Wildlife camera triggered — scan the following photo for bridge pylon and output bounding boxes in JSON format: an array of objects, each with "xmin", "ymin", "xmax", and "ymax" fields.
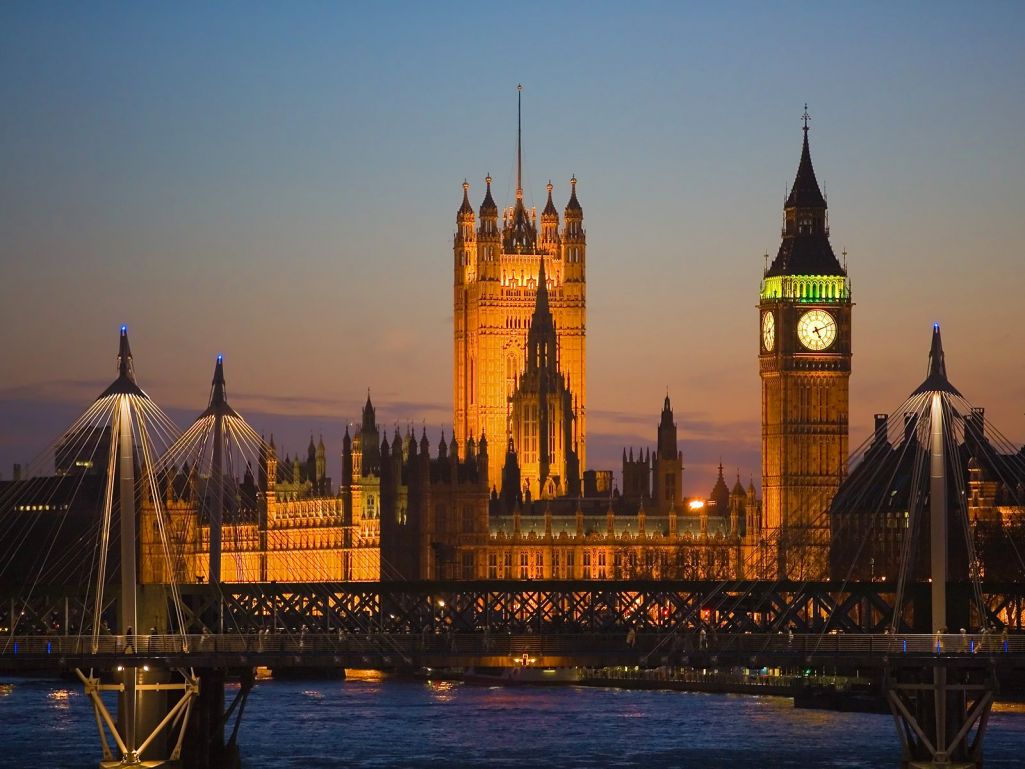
[
  {"xmin": 72, "ymin": 327, "xmax": 201, "ymax": 767},
  {"xmin": 883, "ymin": 329, "xmax": 996, "ymax": 768}
]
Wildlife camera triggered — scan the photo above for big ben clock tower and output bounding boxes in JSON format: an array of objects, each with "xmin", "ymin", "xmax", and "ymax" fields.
[{"xmin": 759, "ymin": 109, "xmax": 851, "ymax": 579}]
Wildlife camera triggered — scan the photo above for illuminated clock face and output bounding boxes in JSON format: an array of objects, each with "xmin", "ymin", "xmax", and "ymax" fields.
[
  {"xmin": 761, "ymin": 311, "xmax": 775, "ymax": 352},
  {"xmin": 797, "ymin": 309, "xmax": 837, "ymax": 351}
]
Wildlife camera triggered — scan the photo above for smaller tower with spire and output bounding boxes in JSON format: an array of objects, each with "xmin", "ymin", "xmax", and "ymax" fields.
[
  {"xmin": 653, "ymin": 393, "xmax": 683, "ymax": 514},
  {"xmin": 507, "ymin": 256, "xmax": 580, "ymax": 499}
]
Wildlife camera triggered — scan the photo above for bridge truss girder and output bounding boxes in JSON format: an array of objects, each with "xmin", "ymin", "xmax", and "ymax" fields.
[
  {"xmin": 5, "ymin": 581, "xmax": 1023, "ymax": 640},
  {"xmin": 154, "ymin": 580, "xmax": 1025, "ymax": 636}
]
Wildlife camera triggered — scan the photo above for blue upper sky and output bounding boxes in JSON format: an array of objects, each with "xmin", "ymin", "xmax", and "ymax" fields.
[{"xmin": 2, "ymin": 2, "xmax": 1023, "ymax": 493}]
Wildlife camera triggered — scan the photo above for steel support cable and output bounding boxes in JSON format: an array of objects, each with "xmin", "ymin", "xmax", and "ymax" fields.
[
  {"xmin": 808, "ymin": 392, "xmax": 929, "ymax": 635},
  {"xmin": 161, "ymin": 419, "xmax": 217, "ymax": 583},
  {"xmin": 90, "ymin": 401, "xmax": 122, "ymax": 650},
  {"xmin": 722, "ymin": 391, "xmax": 926, "ymax": 654},
  {"xmin": 832, "ymin": 392, "xmax": 930, "ymax": 636},
  {"xmin": 2, "ymin": 388, "xmax": 183, "ymax": 642},
  {"xmin": 889, "ymin": 393, "xmax": 933, "ymax": 634},
  {"xmin": 808, "ymin": 396, "xmax": 932, "ymax": 654},
  {"xmin": 134, "ymin": 397, "xmax": 179, "ymax": 454},
  {"xmin": 943, "ymin": 395, "xmax": 988, "ymax": 626},
  {"xmin": 224, "ymin": 418, "xmax": 262, "ymax": 583},
  {"xmin": 724, "ymin": 393, "xmax": 923, "ymax": 641},
  {"xmin": 134, "ymin": 398, "xmax": 188, "ymax": 644},
  {"xmin": 0, "ymin": 396, "xmax": 115, "ymax": 572},
  {"xmin": 157, "ymin": 418, "xmax": 213, "ymax": 470},
  {"xmin": 964, "ymin": 411, "xmax": 1025, "ymax": 578},
  {"xmin": 0, "ymin": 431, "xmax": 102, "ymax": 588}
]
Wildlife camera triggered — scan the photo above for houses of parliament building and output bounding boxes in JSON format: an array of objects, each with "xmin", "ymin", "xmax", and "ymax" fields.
[
  {"xmin": 129, "ymin": 105, "xmax": 855, "ymax": 584},
  {"xmin": 140, "ymin": 103, "xmax": 850, "ymax": 585},
  {"xmin": 38, "ymin": 102, "xmax": 880, "ymax": 587},
  {"xmin": 6, "ymin": 99, "xmax": 1022, "ymax": 592}
]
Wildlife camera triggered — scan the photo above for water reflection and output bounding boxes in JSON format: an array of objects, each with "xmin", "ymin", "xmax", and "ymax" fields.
[
  {"xmin": 426, "ymin": 680, "xmax": 457, "ymax": 703},
  {"xmin": 993, "ymin": 701, "xmax": 1025, "ymax": 715},
  {"xmin": 48, "ymin": 688, "xmax": 72, "ymax": 710},
  {"xmin": 1, "ymin": 677, "xmax": 1023, "ymax": 768}
]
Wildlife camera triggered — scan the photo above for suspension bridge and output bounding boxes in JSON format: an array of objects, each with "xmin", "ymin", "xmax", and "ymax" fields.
[{"xmin": 2, "ymin": 325, "xmax": 1024, "ymax": 768}]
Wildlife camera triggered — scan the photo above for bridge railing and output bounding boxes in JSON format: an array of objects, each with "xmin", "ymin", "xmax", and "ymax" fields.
[{"xmin": 2, "ymin": 632, "xmax": 1023, "ymax": 661}]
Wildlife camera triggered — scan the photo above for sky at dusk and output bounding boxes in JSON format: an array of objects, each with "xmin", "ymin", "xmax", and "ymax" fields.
[{"xmin": 2, "ymin": 3, "xmax": 1024, "ymax": 495}]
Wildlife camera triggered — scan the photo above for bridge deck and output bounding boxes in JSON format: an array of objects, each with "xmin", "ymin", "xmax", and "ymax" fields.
[{"xmin": 3, "ymin": 632, "xmax": 1024, "ymax": 673}]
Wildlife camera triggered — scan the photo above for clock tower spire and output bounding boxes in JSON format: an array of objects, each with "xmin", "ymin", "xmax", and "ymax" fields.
[{"xmin": 759, "ymin": 109, "xmax": 852, "ymax": 579}]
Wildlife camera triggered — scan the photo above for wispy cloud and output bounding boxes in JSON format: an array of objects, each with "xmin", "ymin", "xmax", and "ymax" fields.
[{"xmin": 0, "ymin": 379, "xmax": 108, "ymax": 404}]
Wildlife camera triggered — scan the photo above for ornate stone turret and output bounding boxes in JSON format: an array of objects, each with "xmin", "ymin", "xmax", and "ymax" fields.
[
  {"xmin": 709, "ymin": 462, "xmax": 730, "ymax": 519},
  {"xmin": 562, "ymin": 175, "xmax": 585, "ymax": 283},
  {"xmin": 539, "ymin": 181, "xmax": 560, "ymax": 252},
  {"xmin": 306, "ymin": 434, "xmax": 317, "ymax": 486},
  {"xmin": 653, "ymin": 393, "xmax": 683, "ymax": 514},
  {"xmin": 500, "ymin": 435, "xmax": 522, "ymax": 509},
  {"xmin": 455, "ymin": 180, "xmax": 476, "ymax": 286},
  {"xmin": 316, "ymin": 435, "xmax": 326, "ymax": 489},
  {"xmin": 476, "ymin": 175, "xmax": 500, "ymax": 283},
  {"xmin": 729, "ymin": 472, "xmax": 746, "ymax": 535},
  {"xmin": 507, "ymin": 256, "xmax": 580, "ymax": 499}
]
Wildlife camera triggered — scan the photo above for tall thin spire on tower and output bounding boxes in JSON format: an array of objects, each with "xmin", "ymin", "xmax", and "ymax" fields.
[{"xmin": 516, "ymin": 84, "xmax": 523, "ymax": 200}]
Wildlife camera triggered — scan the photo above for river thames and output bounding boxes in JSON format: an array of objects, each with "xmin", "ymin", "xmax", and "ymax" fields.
[{"xmin": 3, "ymin": 675, "xmax": 1025, "ymax": 768}]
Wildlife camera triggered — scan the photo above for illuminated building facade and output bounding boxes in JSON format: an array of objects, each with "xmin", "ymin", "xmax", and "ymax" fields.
[
  {"xmin": 139, "ymin": 357, "xmax": 381, "ymax": 584},
  {"xmin": 506, "ymin": 256, "xmax": 581, "ymax": 499},
  {"xmin": 759, "ymin": 114, "xmax": 852, "ymax": 579},
  {"xmin": 443, "ymin": 396, "xmax": 763, "ymax": 581},
  {"xmin": 140, "ymin": 437, "xmax": 380, "ymax": 584},
  {"xmin": 453, "ymin": 91, "xmax": 586, "ymax": 493}
]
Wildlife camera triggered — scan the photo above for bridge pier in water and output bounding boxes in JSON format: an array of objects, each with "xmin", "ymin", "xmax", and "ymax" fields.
[
  {"xmin": 180, "ymin": 667, "xmax": 252, "ymax": 769},
  {"xmin": 884, "ymin": 388, "xmax": 996, "ymax": 768},
  {"xmin": 886, "ymin": 662, "xmax": 995, "ymax": 769}
]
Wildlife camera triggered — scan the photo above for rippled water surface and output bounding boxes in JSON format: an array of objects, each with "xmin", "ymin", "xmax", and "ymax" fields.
[{"xmin": 2, "ymin": 676, "xmax": 1025, "ymax": 768}]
